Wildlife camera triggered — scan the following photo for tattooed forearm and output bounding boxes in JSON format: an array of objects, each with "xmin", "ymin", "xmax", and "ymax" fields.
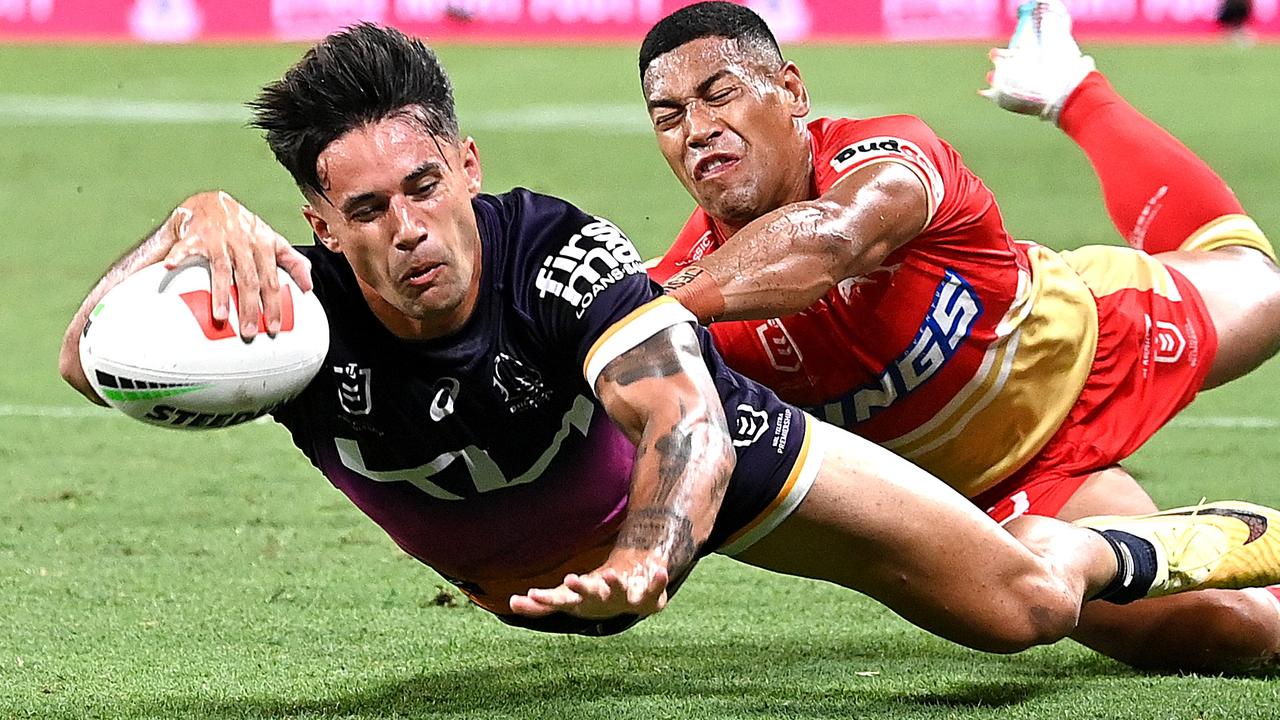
[
  {"xmin": 597, "ymin": 323, "xmax": 736, "ymax": 579},
  {"xmin": 616, "ymin": 508, "xmax": 696, "ymax": 574},
  {"xmin": 653, "ymin": 399, "xmax": 694, "ymax": 501},
  {"xmin": 622, "ymin": 400, "xmax": 732, "ymax": 577},
  {"xmin": 599, "ymin": 327, "xmax": 695, "ymax": 386}
]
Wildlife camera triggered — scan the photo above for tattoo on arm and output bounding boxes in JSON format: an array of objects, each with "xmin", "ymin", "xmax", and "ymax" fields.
[
  {"xmin": 599, "ymin": 329, "xmax": 689, "ymax": 386},
  {"xmin": 600, "ymin": 324, "xmax": 734, "ymax": 578},
  {"xmin": 616, "ymin": 507, "xmax": 696, "ymax": 574},
  {"xmin": 653, "ymin": 401, "xmax": 694, "ymax": 501}
]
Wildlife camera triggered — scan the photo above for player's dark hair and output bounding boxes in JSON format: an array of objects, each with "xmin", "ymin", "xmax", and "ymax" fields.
[
  {"xmin": 249, "ymin": 23, "xmax": 459, "ymax": 197},
  {"xmin": 639, "ymin": 1, "xmax": 782, "ymax": 81}
]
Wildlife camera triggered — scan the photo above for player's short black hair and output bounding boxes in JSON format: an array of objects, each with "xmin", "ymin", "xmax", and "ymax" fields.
[
  {"xmin": 249, "ymin": 23, "xmax": 459, "ymax": 197},
  {"xmin": 638, "ymin": 1, "xmax": 782, "ymax": 82}
]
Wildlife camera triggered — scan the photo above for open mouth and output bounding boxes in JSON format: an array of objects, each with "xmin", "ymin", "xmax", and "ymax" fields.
[
  {"xmin": 402, "ymin": 263, "xmax": 443, "ymax": 287},
  {"xmin": 693, "ymin": 153, "xmax": 740, "ymax": 181}
]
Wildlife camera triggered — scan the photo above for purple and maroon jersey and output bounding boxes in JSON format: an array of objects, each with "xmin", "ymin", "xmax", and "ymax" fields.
[{"xmin": 272, "ymin": 189, "xmax": 816, "ymax": 627}]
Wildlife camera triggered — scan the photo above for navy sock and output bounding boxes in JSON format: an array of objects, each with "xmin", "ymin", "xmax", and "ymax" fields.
[{"xmin": 1091, "ymin": 529, "xmax": 1159, "ymax": 605}]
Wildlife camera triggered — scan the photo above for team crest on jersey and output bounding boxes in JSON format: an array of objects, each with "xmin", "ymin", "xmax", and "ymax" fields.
[
  {"xmin": 534, "ymin": 217, "xmax": 645, "ymax": 317},
  {"xmin": 334, "ymin": 363, "xmax": 373, "ymax": 416},
  {"xmin": 493, "ymin": 353, "xmax": 549, "ymax": 413}
]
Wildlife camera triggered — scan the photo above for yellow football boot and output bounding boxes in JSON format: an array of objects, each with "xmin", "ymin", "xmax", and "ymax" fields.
[{"xmin": 1076, "ymin": 501, "xmax": 1280, "ymax": 598}]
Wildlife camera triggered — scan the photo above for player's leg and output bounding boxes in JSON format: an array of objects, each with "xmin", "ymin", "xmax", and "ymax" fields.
[
  {"xmin": 985, "ymin": 1, "xmax": 1274, "ymax": 259},
  {"xmin": 730, "ymin": 424, "xmax": 1280, "ymax": 654},
  {"xmin": 1157, "ymin": 249, "xmax": 1280, "ymax": 388},
  {"xmin": 732, "ymin": 424, "xmax": 1112, "ymax": 653},
  {"xmin": 1073, "ymin": 68, "xmax": 1280, "ymax": 389},
  {"xmin": 1059, "ymin": 466, "xmax": 1280, "ymax": 672},
  {"xmin": 1051, "ymin": 65, "xmax": 1280, "ymax": 379}
]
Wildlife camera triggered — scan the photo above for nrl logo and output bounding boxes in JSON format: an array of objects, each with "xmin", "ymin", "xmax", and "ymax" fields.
[
  {"xmin": 733, "ymin": 403, "xmax": 770, "ymax": 447},
  {"xmin": 333, "ymin": 362, "xmax": 373, "ymax": 416}
]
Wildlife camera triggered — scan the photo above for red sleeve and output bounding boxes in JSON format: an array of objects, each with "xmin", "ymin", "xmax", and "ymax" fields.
[
  {"xmin": 646, "ymin": 209, "xmax": 718, "ymax": 285},
  {"xmin": 811, "ymin": 115, "xmax": 952, "ymax": 230}
]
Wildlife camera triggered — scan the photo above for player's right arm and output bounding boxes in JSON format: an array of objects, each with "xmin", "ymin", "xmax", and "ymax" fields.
[
  {"xmin": 509, "ymin": 318, "xmax": 736, "ymax": 620},
  {"xmin": 58, "ymin": 191, "xmax": 312, "ymax": 404},
  {"xmin": 665, "ymin": 163, "xmax": 928, "ymax": 322},
  {"xmin": 662, "ymin": 118, "xmax": 949, "ymax": 323}
]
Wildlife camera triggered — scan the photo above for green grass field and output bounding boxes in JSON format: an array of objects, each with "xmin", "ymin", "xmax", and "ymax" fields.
[{"xmin": 4, "ymin": 41, "xmax": 1280, "ymax": 719}]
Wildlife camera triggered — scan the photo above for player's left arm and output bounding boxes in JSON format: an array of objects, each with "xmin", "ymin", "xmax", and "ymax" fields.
[
  {"xmin": 666, "ymin": 161, "xmax": 928, "ymax": 322},
  {"xmin": 509, "ymin": 322, "xmax": 736, "ymax": 620}
]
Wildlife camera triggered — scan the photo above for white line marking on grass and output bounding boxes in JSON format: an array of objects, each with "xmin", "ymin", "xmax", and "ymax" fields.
[
  {"xmin": 0, "ymin": 95, "xmax": 250, "ymax": 124},
  {"xmin": 0, "ymin": 404, "xmax": 122, "ymax": 419},
  {"xmin": 1168, "ymin": 416, "xmax": 1280, "ymax": 430},
  {"xmin": 0, "ymin": 95, "xmax": 883, "ymax": 133}
]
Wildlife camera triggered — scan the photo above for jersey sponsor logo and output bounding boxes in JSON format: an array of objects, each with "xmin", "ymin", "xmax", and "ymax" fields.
[
  {"xmin": 756, "ymin": 319, "xmax": 803, "ymax": 373},
  {"xmin": 989, "ymin": 490, "xmax": 1031, "ymax": 526},
  {"xmin": 829, "ymin": 136, "xmax": 944, "ymax": 206},
  {"xmin": 675, "ymin": 230, "xmax": 716, "ymax": 268},
  {"xmin": 812, "ymin": 269, "xmax": 982, "ymax": 425},
  {"xmin": 493, "ymin": 353, "xmax": 549, "ymax": 413},
  {"xmin": 335, "ymin": 394, "xmax": 595, "ymax": 500},
  {"xmin": 334, "ymin": 363, "xmax": 373, "ymax": 415},
  {"xmin": 429, "ymin": 377, "xmax": 460, "ymax": 422},
  {"xmin": 835, "ymin": 263, "xmax": 903, "ymax": 303},
  {"xmin": 534, "ymin": 217, "xmax": 645, "ymax": 318}
]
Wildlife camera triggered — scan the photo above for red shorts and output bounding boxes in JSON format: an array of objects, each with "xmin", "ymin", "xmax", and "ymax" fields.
[{"xmin": 977, "ymin": 247, "xmax": 1218, "ymax": 524}]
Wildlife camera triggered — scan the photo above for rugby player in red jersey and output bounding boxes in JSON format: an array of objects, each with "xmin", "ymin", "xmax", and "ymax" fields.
[{"xmin": 643, "ymin": 1, "xmax": 1280, "ymax": 672}]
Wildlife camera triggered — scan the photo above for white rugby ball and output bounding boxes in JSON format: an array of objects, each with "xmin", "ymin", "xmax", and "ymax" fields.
[{"xmin": 79, "ymin": 260, "xmax": 329, "ymax": 429}]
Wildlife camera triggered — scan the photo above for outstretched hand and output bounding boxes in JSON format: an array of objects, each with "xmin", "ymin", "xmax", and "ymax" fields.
[
  {"xmin": 161, "ymin": 191, "xmax": 313, "ymax": 340},
  {"xmin": 509, "ymin": 557, "xmax": 670, "ymax": 620}
]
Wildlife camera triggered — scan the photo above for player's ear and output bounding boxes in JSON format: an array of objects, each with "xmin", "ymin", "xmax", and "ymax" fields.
[
  {"xmin": 302, "ymin": 204, "xmax": 340, "ymax": 253},
  {"xmin": 779, "ymin": 62, "xmax": 810, "ymax": 119},
  {"xmin": 461, "ymin": 137, "xmax": 482, "ymax": 197}
]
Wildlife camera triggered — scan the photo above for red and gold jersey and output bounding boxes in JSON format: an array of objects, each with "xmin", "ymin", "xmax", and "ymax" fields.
[{"xmin": 649, "ymin": 115, "xmax": 1099, "ymax": 497}]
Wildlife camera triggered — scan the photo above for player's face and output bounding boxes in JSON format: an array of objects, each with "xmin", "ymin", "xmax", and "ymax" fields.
[
  {"xmin": 304, "ymin": 113, "xmax": 483, "ymax": 340},
  {"xmin": 643, "ymin": 37, "xmax": 811, "ymax": 229}
]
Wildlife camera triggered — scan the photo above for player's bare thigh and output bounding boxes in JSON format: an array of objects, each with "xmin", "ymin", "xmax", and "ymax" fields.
[
  {"xmin": 1158, "ymin": 247, "xmax": 1280, "ymax": 389},
  {"xmin": 731, "ymin": 425, "xmax": 1102, "ymax": 653},
  {"xmin": 1056, "ymin": 465, "xmax": 1158, "ymax": 520}
]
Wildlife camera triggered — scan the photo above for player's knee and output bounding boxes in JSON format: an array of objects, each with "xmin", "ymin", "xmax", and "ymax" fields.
[{"xmin": 972, "ymin": 572, "xmax": 1081, "ymax": 654}]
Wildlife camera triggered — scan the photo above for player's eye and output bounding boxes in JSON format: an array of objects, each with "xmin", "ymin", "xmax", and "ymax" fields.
[
  {"xmin": 411, "ymin": 182, "xmax": 439, "ymax": 199},
  {"xmin": 653, "ymin": 110, "xmax": 682, "ymax": 130},
  {"xmin": 707, "ymin": 87, "xmax": 737, "ymax": 105},
  {"xmin": 349, "ymin": 204, "xmax": 384, "ymax": 223}
]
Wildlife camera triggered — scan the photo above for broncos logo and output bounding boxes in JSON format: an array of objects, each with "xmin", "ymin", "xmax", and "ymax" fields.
[{"xmin": 493, "ymin": 353, "xmax": 550, "ymax": 413}]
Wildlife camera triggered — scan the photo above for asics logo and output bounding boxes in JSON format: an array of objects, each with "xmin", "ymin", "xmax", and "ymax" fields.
[
  {"xmin": 430, "ymin": 378, "xmax": 460, "ymax": 422},
  {"xmin": 1168, "ymin": 507, "xmax": 1269, "ymax": 545}
]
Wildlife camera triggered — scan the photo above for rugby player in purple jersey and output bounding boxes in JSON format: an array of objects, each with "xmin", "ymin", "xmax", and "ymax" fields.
[{"xmin": 59, "ymin": 24, "xmax": 1280, "ymax": 648}]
